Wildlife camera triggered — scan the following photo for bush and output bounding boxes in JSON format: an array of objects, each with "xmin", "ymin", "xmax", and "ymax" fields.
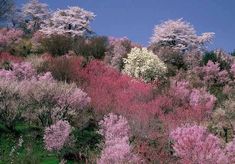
[
  {"xmin": 104, "ymin": 37, "xmax": 139, "ymax": 71},
  {"xmin": 202, "ymin": 51, "xmax": 233, "ymax": 70},
  {"xmin": 73, "ymin": 36, "xmax": 108, "ymax": 59},
  {"xmin": 9, "ymin": 38, "xmax": 32, "ymax": 57},
  {"xmin": 170, "ymin": 125, "xmax": 227, "ymax": 164},
  {"xmin": 123, "ymin": 47, "xmax": 167, "ymax": 82},
  {"xmin": 97, "ymin": 113, "xmax": 140, "ymax": 163},
  {"xmin": 40, "ymin": 35, "xmax": 73, "ymax": 56}
]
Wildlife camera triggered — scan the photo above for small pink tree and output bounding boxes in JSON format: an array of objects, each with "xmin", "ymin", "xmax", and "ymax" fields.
[
  {"xmin": 43, "ymin": 120, "xmax": 71, "ymax": 152},
  {"xmin": 225, "ymin": 138, "xmax": 235, "ymax": 163},
  {"xmin": 98, "ymin": 113, "xmax": 141, "ymax": 164},
  {"xmin": 170, "ymin": 125, "xmax": 227, "ymax": 164},
  {"xmin": 0, "ymin": 28, "xmax": 23, "ymax": 49}
]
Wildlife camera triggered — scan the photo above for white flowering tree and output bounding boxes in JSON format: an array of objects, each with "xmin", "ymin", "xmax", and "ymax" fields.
[
  {"xmin": 123, "ymin": 47, "xmax": 167, "ymax": 82},
  {"xmin": 150, "ymin": 19, "xmax": 214, "ymax": 52},
  {"xmin": 22, "ymin": 0, "xmax": 50, "ymax": 32},
  {"xmin": 40, "ymin": 6, "xmax": 95, "ymax": 37}
]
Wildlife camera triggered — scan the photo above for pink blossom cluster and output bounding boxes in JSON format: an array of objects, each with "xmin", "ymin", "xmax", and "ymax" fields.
[
  {"xmin": 169, "ymin": 80, "xmax": 216, "ymax": 111},
  {"xmin": 170, "ymin": 125, "xmax": 227, "ymax": 164},
  {"xmin": 0, "ymin": 28, "xmax": 23, "ymax": 47},
  {"xmin": 0, "ymin": 61, "xmax": 90, "ymax": 126},
  {"xmin": 231, "ymin": 63, "xmax": 235, "ymax": 77},
  {"xmin": 0, "ymin": 52, "xmax": 23, "ymax": 64},
  {"xmin": 98, "ymin": 113, "xmax": 140, "ymax": 164},
  {"xmin": 195, "ymin": 60, "xmax": 231, "ymax": 86},
  {"xmin": 189, "ymin": 88, "xmax": 216, "ymax": 110},
  {"xmin": 44, "ymin": 120, "xmax": 71, "ymax": 151},
  {"xmin": 225, "ymin": 138, "xmax": 235, "ymax": 163},
  {"xmin": 0, "ymin": 62, "xmax": 36, "ymax": 81}
]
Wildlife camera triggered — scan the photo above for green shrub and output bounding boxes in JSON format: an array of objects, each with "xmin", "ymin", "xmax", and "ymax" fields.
[
  {"xmin": 9, "ymin": 39, "xmax": 32, "ymax": 57},
  {"xmin": 73, "ymin": 36, "xmax": 108, "ymax": 59},
  {"xmin": 40, "ymin": 35, "xmax": 73, "ymax": 56}
]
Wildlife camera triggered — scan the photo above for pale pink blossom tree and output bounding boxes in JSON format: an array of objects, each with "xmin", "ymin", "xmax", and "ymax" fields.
[
  {"xmin": 150, "ymin": 19, "xmax": 214, "ymax": 52},
  {"xmin": 170, "ymin": 125, "xmax": 227, "ymax": 164},
  {"xmin": 98, "ymin": 113, "xmax": 141, "ymax": 164},
  {"xmin": 40, "ymin": 6, "xmax": 95, "ymax": 37},
  {"xmin": 43, "ymin": 120, "xmax": 71, "ymax": 151},
  {"xmin": 0, "ymin": 28, "xmax": 23, "ymax": 49},
  {"xmin": 22, "ymin": 0, "xmax": 50, "ymax": 32}
]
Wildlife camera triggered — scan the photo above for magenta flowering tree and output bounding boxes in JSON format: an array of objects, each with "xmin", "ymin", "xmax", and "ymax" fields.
[
  {"xmin": 43, "ymin": 120, "xmax": 71, "ymax": 152},
  {"xmin": 98, "ymin": 113, "xmax": 141, "ymax": 164},
  {"xmin": 170, "ymin": 125, "xmax": 227, "ymax": 164}
]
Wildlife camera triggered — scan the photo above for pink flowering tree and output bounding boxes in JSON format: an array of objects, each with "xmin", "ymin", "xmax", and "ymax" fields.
[
  {"xmin": 170, "ymin": 125, "xmax": 227, "ymax": 164},
  {"xmin": 44, "ymin": 120, "xmax": 71, "ymax": 152},
  {"xmin": 0, "ymin": 61, "xmax": 91, "ymax": 127},
  {"xmin": 0, "ymin": 28, "xmax": 23, "ymax": 50},
  {"xmin": 97, "ymin": 113, "xmax": 141, "ymax": 164},
  {"xmin": 225, "ymin": 138, "xmax": 235, "ymax": 163},
  {"xmin": 231, "ymin": 63, "xmax": 235, "ymax": 77}
]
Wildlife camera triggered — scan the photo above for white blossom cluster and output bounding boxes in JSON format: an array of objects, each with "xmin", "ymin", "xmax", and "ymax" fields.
[
  {"xmin": 22, "ymin": 0, "xmax": 50, "ymax": 31},
  {"xmin": 150, "ymin": 19, "xmax": 214, "ymax": 52},
  {"xmin": 40, "ymin": 6, "xmax": 95, "ymax": 37},
  {"xmin": 123, "ymin": 47, "xmax": 167, "ymax": 82}
]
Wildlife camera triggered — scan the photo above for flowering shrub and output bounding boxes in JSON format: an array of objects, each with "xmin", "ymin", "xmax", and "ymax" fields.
[
  {"xmin": 44, "ymin": 120, "xmax": 71, "ymax": 151},
  {"xmin": 77, "ymin": 60, "xmax": 154, "ymax": 121},
  {"xmin": 0, "ymin": 61, "xmax": 90, "ymax": 127},
  {"xmin": 0, "ymin": 28, "xmax": 23, "ymax": 50},
  {"xmin": 225, "ymin": 138, "xmax": 235, "ymax": 163},
  {"xmin": 189, "ymin": 88, "xmax": 216, "ymax": 110},
  {"xmin": 0, "ymin": 53, "xmax": 23, "ymax": 64},
  {"xmin": 123, "ymin": 47, "xmax": 167, "ymax": 82},
  {"xmin": 231, "ymin": 63, "xmax": 235, "ymax": 77},
  {"xmin": 170, "ymin": 125, "xmax": 227, "ymax": 164},
  {"xmin": 0, "ymin": 79, "xmax": 24, "ymax": 130},
  {"xmin": 169, "ymin": 80, "xmax": 216, "ymax": 111},
  {"xmin": 98, "ymin": 113, "xmax": 140, "ymax": 164}
]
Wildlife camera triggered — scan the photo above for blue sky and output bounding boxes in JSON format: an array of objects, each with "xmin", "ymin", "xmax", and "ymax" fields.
[{"xmin": 16, "ymin": 0, "xmax": 235, "ymax": 52}]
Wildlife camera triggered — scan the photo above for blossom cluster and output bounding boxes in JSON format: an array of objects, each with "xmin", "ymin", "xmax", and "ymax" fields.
[
  {"xmin": 98, "ymin": 113, "xmax": 140, "ymax": 164},
  {"xmin": 40, "ymin": 6, "xmax": 95, "ymax": 37},
  {"xmin": 0, "ymin": 28, "xmax": 23, "ymax": 48},
  {"xmin": 44, "ymin": 120, "xmax": 71, "ymax": 151},
  {"xmin": 150, "ymin": 19, "xmax": 214, "ymax": 52},
  {"xmin": 170, "ymin": 125, "xmax": 235, "ymax": 164},
  {"xmin": 123, "ymin": 47, "xmax": 167, "ymax": 82},
  {"xmin": 0, "ymin": 61, "xmax": 90, "ymax": 127}
]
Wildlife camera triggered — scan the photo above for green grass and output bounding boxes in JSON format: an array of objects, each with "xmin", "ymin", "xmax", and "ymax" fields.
[{"xmin": 0, "ymin": 123, "xmax": 59, "ymax": 164}]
